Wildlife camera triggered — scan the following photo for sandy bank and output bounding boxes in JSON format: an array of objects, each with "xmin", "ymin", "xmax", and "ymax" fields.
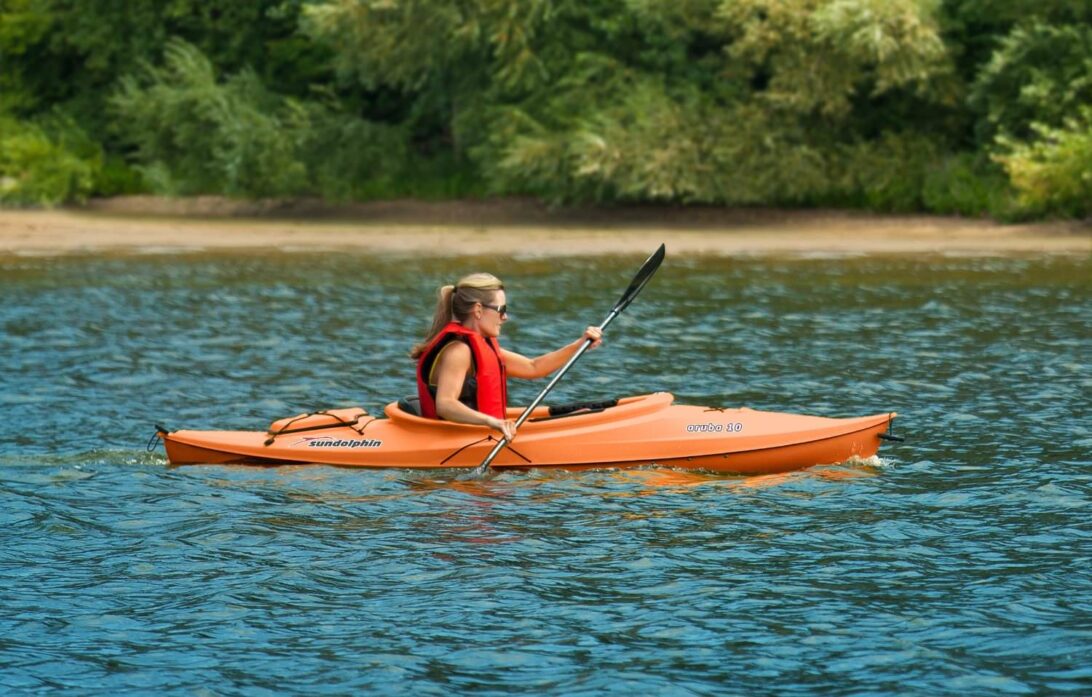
[{"xmin": 0, "ymin": 197, "xmax": 1088, "ymax": 256}]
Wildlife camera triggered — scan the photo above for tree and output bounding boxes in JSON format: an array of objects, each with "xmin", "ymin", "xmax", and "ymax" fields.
[{"xmin": 969, "ymin": 21, "xmax": 1092, "ymax": 144}]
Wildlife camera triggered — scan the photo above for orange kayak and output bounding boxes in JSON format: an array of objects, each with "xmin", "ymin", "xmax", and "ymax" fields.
[{"xmin": 158, "ymin": 393, "xmax": 898, "ymax": 475}]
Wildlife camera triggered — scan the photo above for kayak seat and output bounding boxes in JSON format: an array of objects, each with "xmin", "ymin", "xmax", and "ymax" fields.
[
  {"xmin": 398, "ymin": 395, "xmax": 422, "ymax": 417},
  {"xmin": 527, "ymin": 398, "xmax": 621, "ymax": 423}
]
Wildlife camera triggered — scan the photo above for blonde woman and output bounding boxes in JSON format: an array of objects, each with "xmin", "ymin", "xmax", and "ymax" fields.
[{"xmin": 411, "ymin": 273, "xmax": 602, "ymax": 441}]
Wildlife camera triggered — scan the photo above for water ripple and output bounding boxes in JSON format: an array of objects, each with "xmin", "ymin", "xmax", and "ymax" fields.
[{"xmin": 1, "ymin": 253, "xmax": 1089, "ymax": 694}]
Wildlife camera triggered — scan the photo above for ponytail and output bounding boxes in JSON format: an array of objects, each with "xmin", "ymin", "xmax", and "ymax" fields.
[{"xmin": 411, "ymin": 273, "xmax": 504, "ymax": 358}]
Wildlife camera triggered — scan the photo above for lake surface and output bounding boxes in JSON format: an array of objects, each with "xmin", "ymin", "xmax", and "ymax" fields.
[{"xmin": 2, "ymin": 250, "xmax": 1089, "ymax": 695}]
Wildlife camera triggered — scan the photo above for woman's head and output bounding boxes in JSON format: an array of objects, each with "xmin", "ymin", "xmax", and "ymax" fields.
[
  {"xmin": 448, "ymin": 273, "xmax": 505, "ymax": 323},
  {"xmin": 411, "ymin": 273, "xmax": 507, "ymax": 358}
]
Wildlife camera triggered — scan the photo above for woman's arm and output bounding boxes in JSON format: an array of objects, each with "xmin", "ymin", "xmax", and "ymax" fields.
[
  {"xmin": 433, "ymin": 342, "xmax": 516, "ymax": 440},
  {"xmin": 501, "ymin": 326, "xmax": 603, "ymax": 379}
]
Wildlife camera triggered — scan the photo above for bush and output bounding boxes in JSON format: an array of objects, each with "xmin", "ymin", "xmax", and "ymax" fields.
[
  {"xmin": 996, "ymin": 110, "xmax": 1092, "ymax": 218},
  {"xmin": 299, "ymin": 105, "xmax": 407, "ymax": 202},
  {"xmin": 112, "ymin": 39, "xmax": 408, "ymax": 200},
  {"xmin": 111, "ymin": 39, "xmax": 309, "ymax": 197},
  {"xmin": 0, "ymin": 116, "xmax": 97, "ymax": 206},
  {"xmin": 821, "ymin": 133, "xmax": 940, "ymax": 212},
  {"xmin": 922, "ymin": 154, "xmax": 1015, "ymax": 218},
  {"xmin": 92, "ymin": 155, "xmax": 147, "ymax": 197}
]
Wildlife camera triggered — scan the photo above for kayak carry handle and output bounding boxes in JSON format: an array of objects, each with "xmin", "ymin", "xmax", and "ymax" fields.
[
  {"xmin": 878, "ymin": 415, "xmax": 904, "ymax": 442},
  {"xmin": 147, "ymin": 424, "xmax": 169, "ymax": 452}
]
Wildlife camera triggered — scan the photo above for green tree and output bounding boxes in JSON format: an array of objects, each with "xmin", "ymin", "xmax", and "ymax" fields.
[
  {"xmin": 3, "ymin": 0, "xmax": 1084, "ymax": 216},
  {"xmin": 2, "ymin": 0, "xmax": 332, "ymax": 138},
  {"xmin": 719, "ymin": 0, "xmax": 950, "ymax": 118},
  {"xmin": 0, "ymin": 0, "xmax": 54, "ymax": 114},
  {"xmin": 310, "ymin": 0, "xmax": 954, "ymax": 203},
  {"xmin": 304, "ymin": 0, "xmax": 560, "ymax": 161},
  {"xmin": 969, "ymin": 21, "xmax": 1092, "ymax": 144}
]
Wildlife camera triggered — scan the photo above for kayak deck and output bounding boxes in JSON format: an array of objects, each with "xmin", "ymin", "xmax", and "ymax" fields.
[{"xmin": 159, "ymin": 393, "xmax": 898, "ymax": 475}]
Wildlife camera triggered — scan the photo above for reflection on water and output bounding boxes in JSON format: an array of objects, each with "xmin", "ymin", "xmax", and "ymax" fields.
[
  {"xmin": 1, "ymin": 252, "xmax": 1089, "ymax": 694},
  {"xmin": 617, "ymin": 457, "xmax": 884, "ymax": 493}
]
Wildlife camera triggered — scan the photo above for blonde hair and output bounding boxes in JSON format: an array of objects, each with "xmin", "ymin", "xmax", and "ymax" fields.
[{"xmin": 410, "ymin": 272, "xmax": 504, "ymax": 358}]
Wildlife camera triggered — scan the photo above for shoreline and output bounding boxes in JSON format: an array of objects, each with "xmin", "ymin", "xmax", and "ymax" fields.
[{"xmin": 0, "ymin": 197, "xmax": 1088, "ymax": 256}]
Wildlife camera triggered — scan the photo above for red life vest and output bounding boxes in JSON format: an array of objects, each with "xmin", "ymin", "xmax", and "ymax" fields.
[{"xmin": 416, "ymin": 322, "xmax": 508, "ymax": 420}]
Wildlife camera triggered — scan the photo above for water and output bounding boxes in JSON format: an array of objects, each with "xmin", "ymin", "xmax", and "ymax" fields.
[{"xmin": 2, "ymin": 251, "xmax": 1089, "ymax": 695}]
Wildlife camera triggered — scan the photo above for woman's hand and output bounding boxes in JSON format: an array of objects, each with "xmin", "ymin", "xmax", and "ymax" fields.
[
  {"xmin": 583, "ymin": 326, "xmax": 603, "ymax": 350},
  {"xmin": 487, "ymin": 417, "xmax": 517, "ymax": 442}
]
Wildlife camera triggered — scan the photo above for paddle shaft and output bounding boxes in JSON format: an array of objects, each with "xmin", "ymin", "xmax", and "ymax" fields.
[{"xmin": 473, "ymin": 309, "xmax": 621, "ymax": 472}]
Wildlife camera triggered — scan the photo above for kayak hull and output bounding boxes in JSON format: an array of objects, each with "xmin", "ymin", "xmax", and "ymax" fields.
[{"xmin": 160, "ymin": 393, "xmax": 897, "ymax": 475}]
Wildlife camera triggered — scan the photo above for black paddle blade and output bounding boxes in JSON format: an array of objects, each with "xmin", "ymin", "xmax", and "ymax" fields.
[{"xmin": 613, "ymin": 243, "xmax": 666, "ymax": 314}]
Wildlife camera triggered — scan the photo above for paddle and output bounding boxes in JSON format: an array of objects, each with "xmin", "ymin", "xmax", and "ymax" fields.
[{"xmin": 469, "ymin": 243, "xmax": 666, "ymax": 477}]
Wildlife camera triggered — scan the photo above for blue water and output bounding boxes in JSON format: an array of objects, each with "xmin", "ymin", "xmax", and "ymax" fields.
[{"xmin": 2, "ymin": 251, "xmax": 1090, "ymax": 695}]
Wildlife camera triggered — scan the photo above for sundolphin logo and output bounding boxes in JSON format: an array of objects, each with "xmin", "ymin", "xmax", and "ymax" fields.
[{"xmin": 292, "ymin": 436, "xmax": 383, "ymax": 449}]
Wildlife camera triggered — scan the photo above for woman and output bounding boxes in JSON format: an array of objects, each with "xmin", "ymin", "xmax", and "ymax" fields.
[{"xmin": 411, "ymin": 273, "xmax": 602, "ymax": 441}]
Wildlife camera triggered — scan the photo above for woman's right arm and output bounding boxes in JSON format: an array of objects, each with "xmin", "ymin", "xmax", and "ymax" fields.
[{"xmin": 433, "ymin": 342, "xmax": 517, "ymax": 440}]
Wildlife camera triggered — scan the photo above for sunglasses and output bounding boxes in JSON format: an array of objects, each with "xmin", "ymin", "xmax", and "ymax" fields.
[{"xmin": 481, "ymin": 302, "xmax": 509, "ymax": 317}]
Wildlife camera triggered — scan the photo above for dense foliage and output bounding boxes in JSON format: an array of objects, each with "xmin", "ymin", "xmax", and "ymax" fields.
[{"xmin": 1, "ymin": 0, "xmax": 1088, "ymax": 217}]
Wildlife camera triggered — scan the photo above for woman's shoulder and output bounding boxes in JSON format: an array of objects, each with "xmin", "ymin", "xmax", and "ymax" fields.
[
  {"xmin": 430, "ymin": 340, "xmax": 474, "ymax": 385},
  {"xmin": 435, "ymin": 340, "xmax": 472, "ymax": 364}
]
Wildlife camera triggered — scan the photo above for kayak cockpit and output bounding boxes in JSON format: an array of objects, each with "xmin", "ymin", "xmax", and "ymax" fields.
[{"xmin": 384, "ymin": 391, "xmax": 676, "ymax": 431}]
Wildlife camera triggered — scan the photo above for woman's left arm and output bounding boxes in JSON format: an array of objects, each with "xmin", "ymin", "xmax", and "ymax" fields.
[{"xmin": 501, "ymin": 326, "xmax": 603, "ymax": 379}]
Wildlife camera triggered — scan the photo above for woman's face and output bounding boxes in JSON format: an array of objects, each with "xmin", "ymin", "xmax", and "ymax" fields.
[{"xmin": 477, "ymin": 290, "xmax": 508, "ymax": 337}]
